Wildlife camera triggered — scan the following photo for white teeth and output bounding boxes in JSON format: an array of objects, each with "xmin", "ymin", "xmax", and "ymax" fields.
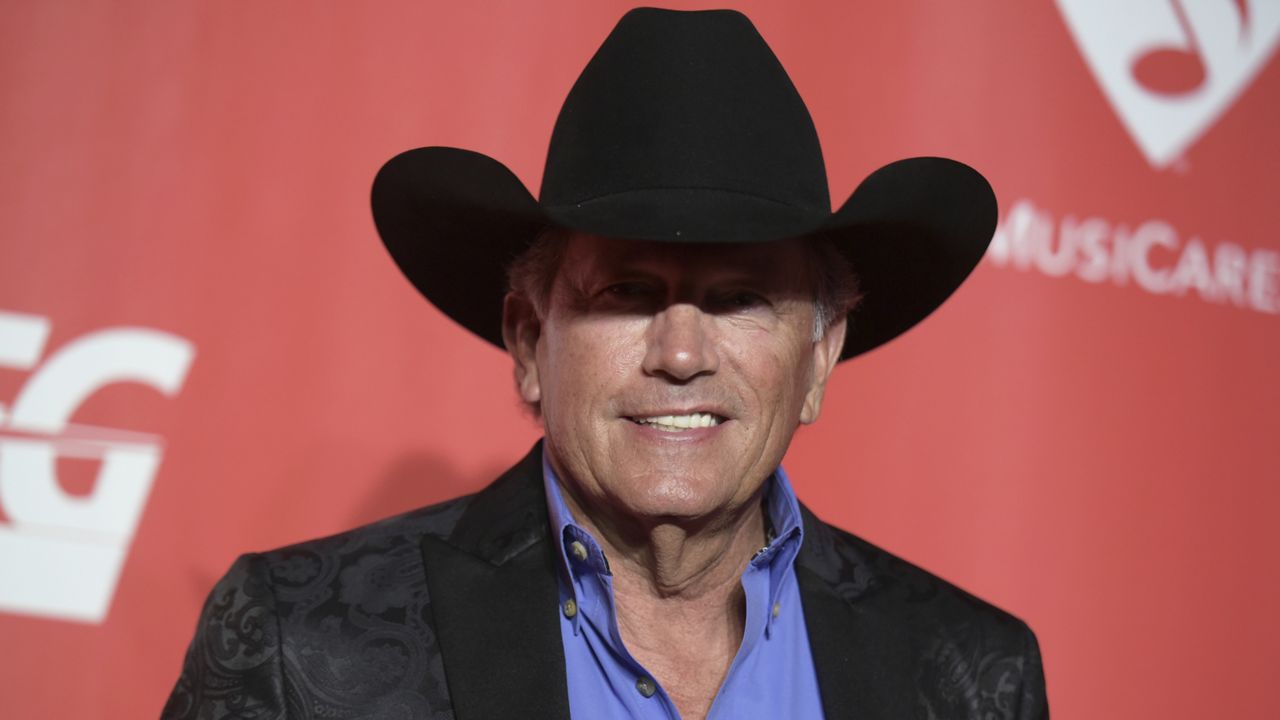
[{"xmin": 634, "ymin": 412, "xmax": 721, "ymax": 431}]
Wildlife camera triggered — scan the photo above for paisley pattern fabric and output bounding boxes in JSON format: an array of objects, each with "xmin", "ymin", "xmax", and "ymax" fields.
[
  {"xmin": 162, "ymin": 498, "xmax": 466, "ymax": 720},
  {"xmin": 798, "ymin": 520, "xmax": 1048, "ymax": 719},
  {"xmin": 162, "ymin": 445, "xmax": 1048, "ymax": 719}
]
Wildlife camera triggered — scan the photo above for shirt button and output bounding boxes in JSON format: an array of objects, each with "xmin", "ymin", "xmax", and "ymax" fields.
[
  {"xmin": 635, "ymin": 676, "xmax": 656, "ymax": 698},
  {"xmin": 570, "ymin": 540, "xmax": 589, "ymax": 562},
  {"xmin": 772, "ymin": 602, "xmax": 781, "ymax": 618},
  {"xmin": 562, "ymin": 598, "xmax": 578, "ymax": 618}
]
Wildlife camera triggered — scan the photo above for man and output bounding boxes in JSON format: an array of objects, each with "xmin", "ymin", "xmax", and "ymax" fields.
[{"xmin": 164, "ymin": 8, "xmax": 1047, "ymax": 719}]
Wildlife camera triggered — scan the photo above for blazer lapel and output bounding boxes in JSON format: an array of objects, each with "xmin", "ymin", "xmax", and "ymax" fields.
[
  {"xmin": 420, "ymin": 444, "xmax": 571, "ymax": 720},
  {"xmin": 796, "ymin": 507, "xmax": 915, "ymax": 720}
]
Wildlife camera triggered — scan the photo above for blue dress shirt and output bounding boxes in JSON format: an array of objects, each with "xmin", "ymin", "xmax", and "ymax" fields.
[{"xmin": 543, "ymin": 458, "xmax": 825, "ymax": 719}]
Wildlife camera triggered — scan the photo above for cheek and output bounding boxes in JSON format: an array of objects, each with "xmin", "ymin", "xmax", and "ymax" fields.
[
  {"xmin": 720, "ymin": 327, "xmax": 814, "ymax": 413},
  {"xmin": 539, "ymin": 317, "xmax": 646, "ymax": 417}
]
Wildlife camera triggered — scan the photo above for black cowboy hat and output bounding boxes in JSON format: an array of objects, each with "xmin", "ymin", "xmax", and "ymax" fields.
[{"xmin": 371, "ymin": 7, "xmax": 996, "ymax": 360}]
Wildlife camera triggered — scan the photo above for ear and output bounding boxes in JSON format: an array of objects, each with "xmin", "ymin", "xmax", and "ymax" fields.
[
  {"xmin": 799, "ymin": 316, "xmax": 846, "ymax": 425},
  {"xmin": 501, "ymin": 291, "xmax": 543, "ymax": 405}
]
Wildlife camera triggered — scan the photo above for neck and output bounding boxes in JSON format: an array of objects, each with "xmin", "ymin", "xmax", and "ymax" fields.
[{"xmin": 558, "ymin": 477, "xmax": 769, "ymax": 600}]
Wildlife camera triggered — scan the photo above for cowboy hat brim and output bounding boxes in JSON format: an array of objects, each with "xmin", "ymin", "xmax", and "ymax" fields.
[{"xmin": 370, "ymin": 146, "xmax": 996, "ymax": 361}]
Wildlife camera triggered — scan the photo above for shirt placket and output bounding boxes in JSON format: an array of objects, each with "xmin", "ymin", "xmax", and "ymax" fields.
[{"xmin": 584, "ymin": 565, "xmax": 681, "ymax": 718}]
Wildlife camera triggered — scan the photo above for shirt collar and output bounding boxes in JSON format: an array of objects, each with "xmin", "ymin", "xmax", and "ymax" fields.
[
  {"xmin": 751, "ymin": 465, "xmax": 805, "ymax": 634},
  {"xmin": 753, "ymin": 464, "xmax": 804, "ymax": 565}
]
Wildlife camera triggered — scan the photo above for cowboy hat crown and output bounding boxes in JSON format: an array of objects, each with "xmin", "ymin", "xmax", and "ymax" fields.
[
  {"xmin": 539, "ymin": 8, "xmax": 829, "ymax": 243},
  {"xmin": 371, "ymin": 7, "xmax": 996, "ymax": 360}
]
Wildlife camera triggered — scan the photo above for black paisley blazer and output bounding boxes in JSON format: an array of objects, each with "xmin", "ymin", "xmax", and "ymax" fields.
[{"xmin": 162, "ymin": 444, "xmax": 1048, "ymax": 719}]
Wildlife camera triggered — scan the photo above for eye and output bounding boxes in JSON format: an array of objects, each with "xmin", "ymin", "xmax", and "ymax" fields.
[
  {"xmin": 603, "ymin": 281, "xmax": 651, "ymax": 297},
  {"xmin": 712, "ymin": 289, "xmax": 768, "ymax": 310},
  {"xmin": 594, "ymin": 281, "xmax": 661, "ymax": 310}
]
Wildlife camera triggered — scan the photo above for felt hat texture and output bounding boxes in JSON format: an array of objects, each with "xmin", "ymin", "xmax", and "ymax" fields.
[{"xmin": 371, "ymin": 7, "xmax": 997, "ymax": 360}]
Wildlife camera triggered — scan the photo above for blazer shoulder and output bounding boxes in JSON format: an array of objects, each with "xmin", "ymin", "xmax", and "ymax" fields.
[
  {"xmin": 803, "ymin": 510, "xmax": 1035, "ymax": 637},
  {"xmin": 165, "ymin": 498, "xmax": 475, "ymax": 720},
  {"xmin": 163, "ymin": 553, "xmax": 288, "ymax": 719}
]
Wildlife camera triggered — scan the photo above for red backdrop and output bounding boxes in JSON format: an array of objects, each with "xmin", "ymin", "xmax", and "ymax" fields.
[{"xmin": 2, "ymin": 1, "xmax": 1277, "ymax": 717}]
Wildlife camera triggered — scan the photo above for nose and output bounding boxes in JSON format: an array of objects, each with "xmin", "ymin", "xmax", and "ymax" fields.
[{"xmin": 642, "ymin": 304, "xmax": 719, "ymax": 381}]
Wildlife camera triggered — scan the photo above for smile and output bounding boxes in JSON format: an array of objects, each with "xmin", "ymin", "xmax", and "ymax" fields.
[{"xmin": 628, "ymin": 412, "xmax": 724, "ymax": 432}]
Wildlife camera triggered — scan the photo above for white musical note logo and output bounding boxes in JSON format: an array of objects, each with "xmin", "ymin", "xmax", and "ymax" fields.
[{"xmin": 1056, "ymin": 0, "xmax": 1280, "ymax": 168}]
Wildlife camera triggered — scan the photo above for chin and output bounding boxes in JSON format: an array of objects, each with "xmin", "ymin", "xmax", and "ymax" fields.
[{"xmin": 614, "ymin": 473, "xmax": 739, "ymax": 522}]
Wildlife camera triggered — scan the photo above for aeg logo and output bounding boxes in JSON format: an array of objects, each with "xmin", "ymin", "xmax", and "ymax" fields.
[
  {"xmin": 0, "ymin": 310, "xmax": 194, "ymax": 624},
  {"xmin": 1057, "ymin": 0, "xmax": 1280, "ymax": 168}
]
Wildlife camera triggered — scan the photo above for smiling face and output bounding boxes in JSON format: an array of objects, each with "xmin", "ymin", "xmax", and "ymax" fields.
[{"xmin": 503, "ymin": 233, "xmax": 846, "ymax": 529}]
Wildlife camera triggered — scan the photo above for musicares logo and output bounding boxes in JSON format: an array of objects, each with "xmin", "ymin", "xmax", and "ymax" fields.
[
  {"xmin": 0, "ymin": 310, "xmax": 194, "ymax": 624},
  {"xmin": 1056, "ymin": 0, "xmax": 1280, "ymax": 168},
  {"xmin": 988, "ymin": 198, "xmax": 1280, "ymax": 314}
]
